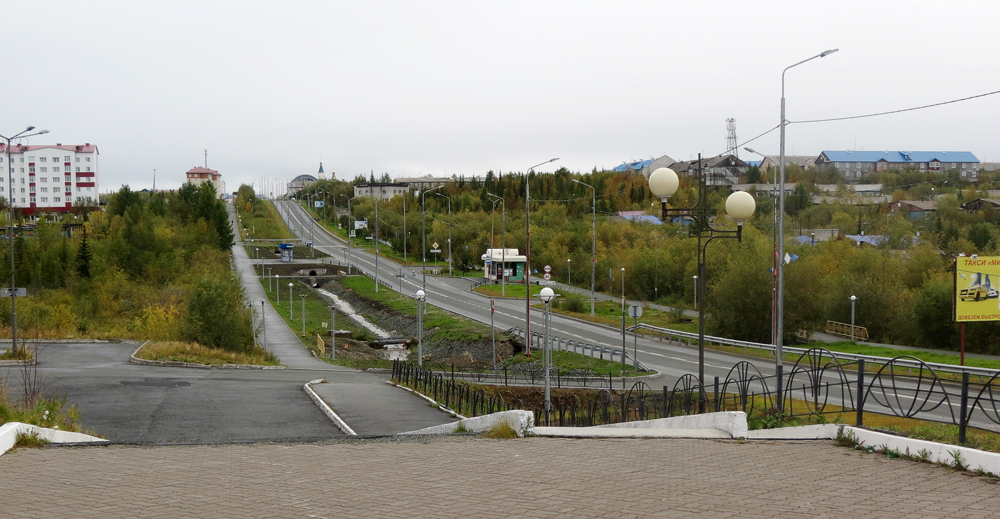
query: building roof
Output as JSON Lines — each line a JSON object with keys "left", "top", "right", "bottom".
{"left": 317, "top": 162, "right": 324, "bottom": 174}
{"left": 819, "top": 151, "right": 980, "bottom": 164}
{"left": 0, "top": 143, "right": 98, "bottom": 154}
{"left": 897, "top": 200, "right": 937, "bottom": 211}
{"left": 612, "top": 158, "right": 656, "bottom": 173}
{"left": 481, "top": 248, "right": 526, "bottom": 262}
{"left": 290, "top": 174, "right": 316, "bottom": 183}
{"left": 816, "top": 184, "right": 883, "bottom": 193}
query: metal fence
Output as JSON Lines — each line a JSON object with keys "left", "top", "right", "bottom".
{"left": 392, "top": 348, "right": 1000, "bottom": 436}
{"left": 631, "top": 323, "right": 1000, "bottom": 380}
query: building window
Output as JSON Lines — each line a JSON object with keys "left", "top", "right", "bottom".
{"left": 19, "top": 158, "right": 24, "bottom": 163}
{"left": 951, "top": 163, "right": 956, "bottom": 168}
{"left": 51, "top": 157, "right": 58, "bottom": 163}
{"left": 40, "top": 177, "right": 46, "bottom": 183}
{"left": 75, "top": 167, "right": 80, "bottom": 172}
{"left": 54, "top": 197, "right": 60, "bottom": 202}
{"left": 37, "top": 157, "right": 44, "bottom": 162}
{"left": 30, "top": 197, "right": 35, "bottom": 203}
{"left": 28, "top": 167, "right": 34, "bottom": 173}
{"left": 40, "top": 197, "right": 47, "bottom": 202}
{"left": 41, "top": 187, "right": 47, "bottom": 193}
{"left": 64, "top": 156, "right": 70, "bottom": 162}
{"left": 86, "top": 167, "right": 91, "bottom": 172}
{"left": 75, "top": 157, "right": 79, "bottom": 162}
{"left": 55, "top": 177, "right": 61, "bottom": 182}
{"left": 40, "top": 167, "right": 47, "bottom": 173}
{"left": 86, "top": 157, "right": 91, "bottom": 162}
{"left": 53, "top": 167, "right": 60, "bottom": 173}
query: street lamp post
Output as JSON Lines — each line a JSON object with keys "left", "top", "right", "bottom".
{"left": 850, "top": 295, "right": 857, "bottom": 343}
{"left": 421, "top": 185, "right": 443, "bottom": 300}
{"left": 524, "top": 158, "right": 559, "bottom": 357}
{"left": 2, "top": 126, "right": 50, "bottom": 355}
{"left": 414, "top": 290, "right": 426, "bottom": 368}
{"left": 571, "top": 179, "right": 596, "bottom": 316}
{"left": 435, "top": 192, "right": 452, "bottom": 276}
{"left": 567, "top": 258, "right": 571, "bottom": 285}
{"left": 267, "top": 268, "right": 272, "bottom": 292}
{"left": 620, "top": 267, "right": 626, "bottom": 377}
{"left": 375, "top": 196, "right": 381, "bottom": 293}
{"left": 275, "top": 275, "right": 280, "bottom": 302}
{"left": 288, "top": 283, "right": 294, "bottom": 318}
{"left": 261, "top": 300, "right": 266, "bottom": 351}
{"left": 536, "top": 287, "right": 558, "bottom": 424}
{"left": 486, "top": 193, "right": 506, "bottom": 294}
{"left": 346, "top": 196, "right": 357, "bottom": 270}
{"left": 648, "top": 161, "right": 756, "bottom": 407}
{"left": 329, "top": 305, "right": 336, "bottom": 359}
{"left": 744, "top": 146, "right": 779, "bottom": 348}
{"left": 300, "top": 294, "right": 306, "bottom": 337}
{"left": 693, "top": 275, "right": 698, "bottom": 308}
{"left": 777, "top": 48, "right": 838, "bottom": 411}
{"left": 402, "top": 193, "right": 407, "bottom": 264}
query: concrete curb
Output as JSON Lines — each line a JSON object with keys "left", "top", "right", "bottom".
{"left": 0, "top": 359, "right": 36, "bottom": 367}
{"left": 128, "top": 343, "right": 287, "bottom": 370}
{"left": 303, "top": 379, "right": 357, "bottom": 436}
{"left": 531, "top": 411, "right": 748, "bottom": 439}
{"left": 0, "top": 422, "right": 109, "bottom": 457}
{"left": 390, "top": 381, "right": 466, "bottom": 419}
{"left": 401, "top": 410, "right": 534, "bottom": 437}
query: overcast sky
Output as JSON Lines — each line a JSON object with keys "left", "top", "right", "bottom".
{"left": 7, "top": 1, "right": 1000, "bottom": 193}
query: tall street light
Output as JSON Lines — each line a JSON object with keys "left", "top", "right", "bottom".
{"left": 1, "top": 126, "right": 49, "bottom": 356}
{"left": 524, "top": 158, "right": 559, "bottom": 357}
{"left": 777, "top": 48, "right": 838, "bottom": 411}
{"left": 421, "top": 185, "right": 443, "bottom": 301}
{"left": 745, "top": 146, "right": 778, "bottom": 347}
{"left": 850, "top": 295, "right": 857, "bottom": 343}
{"left": 486, "top": 193, "right": 506, "bottom": 295}
{"left": 536, "top": 286, "right": 558, "bottom": 424}
{"left": 374, "top": 195, "right": 381, "bottom": 293}
{"left": 346, "top": 196, "right": 358, "bottom": 270}
{"left": 571, "top": 178, "right": 596, "bottom": 316}
{"left": 648, "top": 161, "right": 755, "bottom": 406}
{"left": 435, "top": 192, "right": 452, "bottom": 276}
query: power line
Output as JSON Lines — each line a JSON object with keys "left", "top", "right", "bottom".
{"left": 790, "top": 89, "right": 1000, "bottom": 124}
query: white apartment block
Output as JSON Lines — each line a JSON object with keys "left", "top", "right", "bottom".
{"left": 0, "top": 143, "right": 99, "bottom": 214}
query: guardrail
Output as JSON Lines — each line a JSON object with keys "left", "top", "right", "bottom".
{"left": 356, "top": 267, "right": 393, "bottom": 291}
{"left": 826, "top": 320, "right": 869, "bottom": 341}
{"left": 508, "top": 327, "right": 648, "bottom": 372}
{"left": 628, "top": 323, "right": 1000, "bottom": 379}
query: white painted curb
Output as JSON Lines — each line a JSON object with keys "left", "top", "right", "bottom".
{"left": 401, "top": 410, "right": 534, "bottom": 437}
{"left": 0, "top": 422, "right": 108, "bottom": 457}
{"left": 303, "top": 379, "right": 357, "bottom": 436}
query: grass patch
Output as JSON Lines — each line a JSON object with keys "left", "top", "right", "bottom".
{"left": 14, "top": 430, "right": 49, "bottom": 449}
{"left": 503, "top": 349, "right": 651, "bottom": 378}
{"left": 136, "top": 341, "right": 280, "bottom": 366}
{"left": 474, "top": 284, "right": 544, "bottom": 299}
{"left": 328, "top": 358, "right": 394, "bottom": 370}
{"left": 0, "top": 348, "right": 34, "bottom": 361}
{"left": 481, "top": 417, "right": 519, "bottom": 439}
{"left": 544, "top": 298, "right": 699, "bottom": 334}
{"left": 0, "top": 390, "right": 81, "bottom": 432}
{"left": 236, "top": 198, "right": 295, "bottom": 241}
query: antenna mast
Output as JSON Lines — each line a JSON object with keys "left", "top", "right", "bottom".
{"left": 726, "top": 118, "right": 738, "bottom": 158}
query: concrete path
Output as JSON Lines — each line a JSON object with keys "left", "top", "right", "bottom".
{"left": 3, "top": 436, "right": 998, "bottom": 518}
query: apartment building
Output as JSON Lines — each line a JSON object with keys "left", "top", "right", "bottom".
{"left": 185, "top": 166, "right": 224, "bottom": 197}
{"left": 815, "top": 151, "right": 980, "bottom": 181}
{"left": 0, "top": 143, "right": 99, "bottom": 213}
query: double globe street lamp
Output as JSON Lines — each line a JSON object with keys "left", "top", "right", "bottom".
{"left": 648, "top": 162, "right": 755, "bottom": 409}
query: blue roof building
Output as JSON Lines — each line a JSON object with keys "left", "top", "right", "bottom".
{"left": 816, "top": 150, "right": 980, "bottom": 182}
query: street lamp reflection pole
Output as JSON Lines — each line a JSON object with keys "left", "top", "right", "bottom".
{"left": 524, "top": 158, "right": 559, "bottom": 357}
{"left": 421, "top": 185, "right": 443, "bottom": 300}
{"left": 571, "top": 178, "right": 596, "bottom": 316}
{"left": 2, "top": 126, "right": 50, "bottom": 355}
{"left": 850, "top": 295, "right": 857, "bottom": 343}
{"left": 536, "top": 287, "right": 558, "bottom": 424}
{"left": 486, "top": 193, "right": 504, "bottom": 291}
{"left": 777, "top": 48, "right": 838, "bottom": 411}
{"left": 414, "top": 290, "right": 426, "bottom": 368}
{"left": 435, "top": 192, "right": 452, "bottom": 276}
{"left": 745, "top": 146, "right": 778, "bottom": 348}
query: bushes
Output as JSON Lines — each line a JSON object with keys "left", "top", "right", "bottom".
{"left": 184, "top": 274, "right": 254, "bottom": 353}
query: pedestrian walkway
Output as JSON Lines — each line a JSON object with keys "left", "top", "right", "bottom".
{"left": 229, "top": 203, "right": 455, "bottom": 435}
{"left": 3, "top": 436, "right": 997, "bottom": 518}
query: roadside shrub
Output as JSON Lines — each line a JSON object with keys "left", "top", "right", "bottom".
{"left": 183, "top": 274, "right": 254, "bottom": 353}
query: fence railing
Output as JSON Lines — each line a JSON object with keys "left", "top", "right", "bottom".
{"left": 825, "top": 320, "right": 869, "bottom": 341}
{"left": 629, "top": 323, "right": 1000, "bottom": 380}
{"left": 508, "top": 327, "right": 648, "bottom": 372}
{"left": 392, "top": 348, "right": 1000, "bottom": 436}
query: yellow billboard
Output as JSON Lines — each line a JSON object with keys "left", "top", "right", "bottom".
{"left": 956, "top": 256, "right": 1000, "bottom": 322}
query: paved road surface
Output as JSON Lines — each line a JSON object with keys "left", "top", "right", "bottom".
{"left": 3, "top": 436, "right": 998, "bottom": 518}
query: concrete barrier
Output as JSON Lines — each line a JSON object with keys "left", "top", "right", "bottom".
{"left": 401, "top": 410, "right": 534, "bottom": 437}
{"left": 0, "top": 422, "right": 108, "bottom": 457}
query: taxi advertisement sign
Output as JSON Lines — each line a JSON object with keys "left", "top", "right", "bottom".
{"left": 955, "top": 256, "right": 1000, "bottom": 322}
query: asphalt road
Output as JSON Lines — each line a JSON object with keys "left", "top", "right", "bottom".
{"left": 275, "top": 199, "right": 998, "bottom": 431}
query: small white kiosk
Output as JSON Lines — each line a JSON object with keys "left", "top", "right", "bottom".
{"left": 481, "top": 248, "right": 526, "bottom": 283}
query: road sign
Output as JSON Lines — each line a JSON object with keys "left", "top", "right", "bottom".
{"left": 543, "top": 273, "right": 551, "bottom": 281}
{"left": 491, "top": 299, "right": 495, "bottom": 315}
{"left": 0, "top": 288, "right": 25, "bottom": 297}
{"left": 432, "top": 242, "right": 439, "bottom": 249}
{"left": 543, "top": 265, "right": 552, "bottom": 273}
{"left": 628, "top": 305, "right": 643, "bottom": 318}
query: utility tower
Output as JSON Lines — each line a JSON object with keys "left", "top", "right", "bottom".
{"left": 726, "top": 118, "right": 738, "bottom": 158}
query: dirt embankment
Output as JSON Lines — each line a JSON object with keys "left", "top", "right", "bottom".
{"left": 317, "top": 278, "right": 520, "bottom": 368}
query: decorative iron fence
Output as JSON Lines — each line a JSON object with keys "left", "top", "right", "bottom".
{"left": 507, "top": 327, "right": 648, "bottom": 372}
{"left": 392, "top": 348, "right": 1000, "bottom": 436}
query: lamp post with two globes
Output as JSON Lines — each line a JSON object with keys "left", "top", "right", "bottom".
{"left": 536, "top": 286, "right": 558, "bottom": 424}
{"left": 648, "top": 157, "right": 756, "bottom": 409}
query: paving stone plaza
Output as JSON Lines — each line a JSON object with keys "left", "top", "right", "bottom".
{"left": 3, "top": 436, "right": 999, "bottom": 518}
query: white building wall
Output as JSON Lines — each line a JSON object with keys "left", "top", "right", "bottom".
{"left": 1, "top": 144, "right": 99, "bottom": 212}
